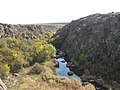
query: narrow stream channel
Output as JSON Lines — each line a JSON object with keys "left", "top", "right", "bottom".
{"left": 54, "top": 51, "right": 110, "bottom": 90}
{"left": 55, "top": 58, "right": 81, "bottom": 80}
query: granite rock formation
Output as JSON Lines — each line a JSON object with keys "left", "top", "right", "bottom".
{"left": 54, "top": 12, "right": 120, "bottom": 89}
{"left": 0, "top": 23, "right": 65, "bottom": 39}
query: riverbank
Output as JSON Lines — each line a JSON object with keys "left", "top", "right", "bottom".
{"left": 3, "top": 59, "right": 95, "bottom": 90}
{"left": 54, "top": 51, "right": 111, "bottom": 90}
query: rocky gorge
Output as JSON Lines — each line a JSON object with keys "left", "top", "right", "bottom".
{"left": 53, "top": 12, "right": 120, "bottom": 89}
{"left": 0, "top": 23, "right": 65, "bottom": 39}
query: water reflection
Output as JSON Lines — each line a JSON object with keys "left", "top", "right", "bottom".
{"left": 55, "top": 58, "right": 80, "bottom": 80}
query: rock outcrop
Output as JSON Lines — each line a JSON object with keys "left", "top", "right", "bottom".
{"left": 0, "top": 23, "right": 65, "bottom": 39}
{"left": 54, "top": 12, "right": 120, "bottom": 89}
{"left": 56, "top": 13, "right": 120, "bottom": 60}
{"left": 0, "top": 79, "right": 7, "bottom": 90}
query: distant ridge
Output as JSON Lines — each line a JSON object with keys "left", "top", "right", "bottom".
{"left": 0, "top": 23, "right": 65, "bottom": 39}
{"left": 45, "top": 22, "right": 69, "bottom": 24}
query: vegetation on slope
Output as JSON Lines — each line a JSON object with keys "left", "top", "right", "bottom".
{"left": 0, "top": 30, "right": 95, "bottom": 90}
{"left": 0, "top": 35, "right": 56, "bottom": 78}
{"left": 4, "top": 61, "right": 91, "bottom": 90}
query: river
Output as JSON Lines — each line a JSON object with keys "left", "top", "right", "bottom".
{"left": 54, "top": 53, "right": 110, "bottom": 90}
{"left": 55, "top": 57, "right": 81, "bottom": 80}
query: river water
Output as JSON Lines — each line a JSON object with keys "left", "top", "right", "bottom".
{"left": 55, "top": 58, "right": 81, "bottom": 80}
{"left": 55, "top": 57, "right": 109, "bottom": 90}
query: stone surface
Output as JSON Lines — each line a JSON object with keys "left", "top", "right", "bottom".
{"left": 0, "top": 79, "right": 7, "bottom": 90}
{"left": 54, "top": 12, "right": 120, "bottom": 89}
{"left": 56, "top": 13, "right": 120, "bottom": 61}
{"left": 84, "top": 83, "right": 96, "bottom": 90}
{"left": 0, "top": 23, "right": 65, "bottom": 39}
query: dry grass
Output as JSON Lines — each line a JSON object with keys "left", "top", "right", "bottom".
{"left": 4, "top": 60, "right": 95, "bottom": 90}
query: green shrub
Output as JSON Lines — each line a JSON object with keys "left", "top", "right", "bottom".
{"left": 0, "top": 37, "right": 56, "bottom": 74}
{"left": 4, "top": 64, "right": 10, "bottom": 74}
{"left": 0, "top": 64, "right": 10, "bottom": 79}
{"left": 0, "top": 48, "right": 27, "bottom": 72}
{"left": 78, "top": 53, "right": 86, "bottom": 65}
{"left": 49, "top": 35, "right": 64, "bottom": 48}
{"left": 31, "top": 43, "right": 56, "bottom": 64}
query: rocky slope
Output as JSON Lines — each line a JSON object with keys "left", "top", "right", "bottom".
{"left": 54, "top": 12, "right": 120, "bottom": 89}
{"left": 0, "top": 23, "right": 65, "bottom": 39}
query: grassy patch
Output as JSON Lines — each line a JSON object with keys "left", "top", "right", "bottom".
{"left": 4, "top": 61, "right": 95, "bottom": 90}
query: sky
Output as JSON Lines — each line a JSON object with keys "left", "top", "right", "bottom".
{"left": 0, "top": 0, "right": 120, "bottom": 24}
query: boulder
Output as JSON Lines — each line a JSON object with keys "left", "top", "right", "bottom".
{"left": 61, "top": 60, "right": 66, "bottom": 63}
{"left": 66, "top": 62, "right": 75, "bottom": 67}
{"left": 67, "top": 71, "right": 74, "bottom": 76}
{"left": 0, "top": 79, "right": 7, "bottom": 90}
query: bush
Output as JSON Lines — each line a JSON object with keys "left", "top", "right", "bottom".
{"left": 49, "top": 35, "right": 64, "bottom": 49}
{"left": 0, "top": 64, "right": 10, "bottom": 79}
{"left": 78, "top": 53, "right": 86, "bottom": 65}
{"left": 0, "top": 48, "right": 27, "bottom": 73}
{"left": 31, "top": 43, "right": 56, "bottom": 64}
{"left": 5, "top": 38, "right": 20, "bottom": 49}
{"left": 0, "top": 37, "right": 56, "bottom": 74}
{"left": 0, "top": 38, "right": 28, "bottom": 73}
{"left": 29, "top": 63, "right": 45, "bottom": 74}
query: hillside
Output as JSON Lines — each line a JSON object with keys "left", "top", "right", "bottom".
{"left": 0, "top": 23, "right": 66, "bottom": 39}
{"left": 0, "top": 23, "right": 95, "bottom": 90}
{"left": 53, "top": 12, "right": 120, "bottom": 89}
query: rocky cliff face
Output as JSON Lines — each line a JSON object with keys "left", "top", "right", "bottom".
{"left": 0, "top": 23, "right": 65, "bottom": 39}
{"left": 54, "top": 12, "right": 120, "bottom": 89}
{"left": 56, "top": 13, "right": 120, "bottom": 61}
